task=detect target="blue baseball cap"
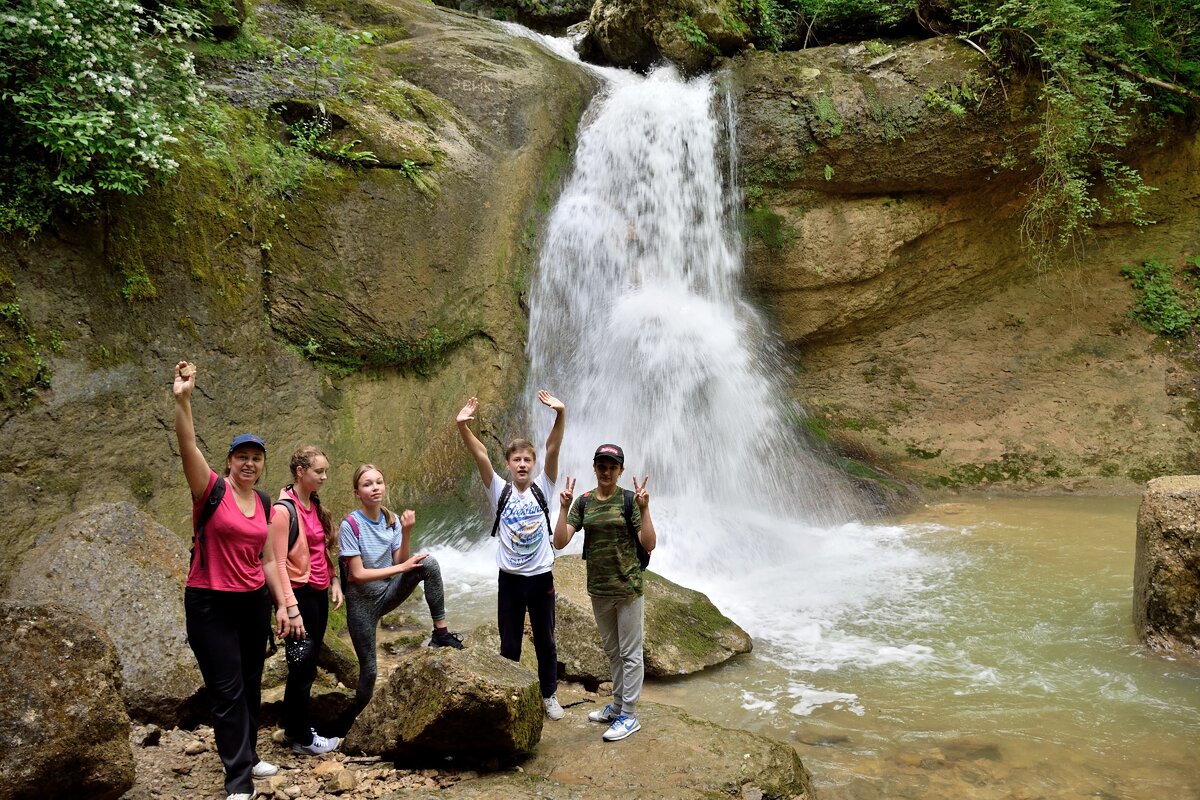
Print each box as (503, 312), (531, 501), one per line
(228, 433), (266, 455)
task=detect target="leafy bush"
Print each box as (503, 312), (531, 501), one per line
(0, 0), (208, 235)
(1121, 257), (1200, 338)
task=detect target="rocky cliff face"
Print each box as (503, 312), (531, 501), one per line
(733, 37), (1200, 489)
(0, 0), (596, 585)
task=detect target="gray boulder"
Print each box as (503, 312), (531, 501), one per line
(1134, 476), (1200, 658)
(6, 502), (205, 726)
(343, 645), (542, 763)
(0, 600), (135, 800)
(551, 556), (752, 686)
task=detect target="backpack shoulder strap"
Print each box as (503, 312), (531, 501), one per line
(275, 498), (300, 552)
(579, 492), (590, 560)
(190, 475), (227, 571)
(491, 482), (513, 537)
(345, 513), (362, 541)
(254, 489), (271, 525)
(622, 489), (650, 570)
(528, 482), (552, 533)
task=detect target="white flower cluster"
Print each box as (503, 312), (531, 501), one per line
(3, 0), (206, 194)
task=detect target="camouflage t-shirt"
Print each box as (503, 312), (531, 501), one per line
(566, 488), (643, 598)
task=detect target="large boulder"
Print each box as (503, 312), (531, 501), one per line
(435, 0), (593, 28)
(552, 556), (752, 686)
(343, 645), (543, 763)
(5, 503), (204, 727)
(1134, 476), (1200, 659)
(0, 600), (135, 800)
(579, 0), (755, 73)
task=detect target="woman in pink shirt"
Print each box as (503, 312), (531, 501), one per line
(173, 361), (291, 800)
(270, 445), (343, 756)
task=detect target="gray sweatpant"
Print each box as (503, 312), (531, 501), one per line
(591, 593), (645, 716)
(345, 556), (446, 709)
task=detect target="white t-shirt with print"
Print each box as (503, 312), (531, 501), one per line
(488, 471), (555, 576)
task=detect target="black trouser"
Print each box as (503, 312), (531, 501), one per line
(282, 583), (329, 746)
(497, 569), (558, 698)
(184, 585), (270, 796)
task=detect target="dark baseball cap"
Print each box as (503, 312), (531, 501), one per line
(593, 444), (624, 465)
(228, 433), (266, 455)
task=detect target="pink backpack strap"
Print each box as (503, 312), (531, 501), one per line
(344, 513), (361, 541)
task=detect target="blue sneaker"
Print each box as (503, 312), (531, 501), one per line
(588, 703), (620, 723)
(602, 713), (640, 741)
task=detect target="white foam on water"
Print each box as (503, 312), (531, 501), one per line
(787, 684), (865, 717)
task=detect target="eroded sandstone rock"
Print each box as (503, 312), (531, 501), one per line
(1134, 476), (1200, 659)
(343, 645), (542, 763)
(550, 555), (752, 685)
(5, 502), (204, 727)
(0, 600), (135, 800)
(580, 0), (755, 73)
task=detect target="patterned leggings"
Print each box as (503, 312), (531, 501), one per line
(344, 556), (446, 711)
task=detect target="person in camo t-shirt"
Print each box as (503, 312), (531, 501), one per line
(553, 443), (656, 742)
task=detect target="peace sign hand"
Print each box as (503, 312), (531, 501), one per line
(559, 476), (576, 509)
(632, 475), (650, 510)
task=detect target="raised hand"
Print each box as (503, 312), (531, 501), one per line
(173, 361), (196, 398)
(632, 475), (650, 509)
(456, 397), (478, 424)
(400, 509), (416, 530)
(537, 390), (565, 412)
(559, 475), (576, 508)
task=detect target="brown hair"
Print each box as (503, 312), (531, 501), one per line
(504, 439), (537, 461)
(289, 445), (336, 560)
(351, 464), (397, 528)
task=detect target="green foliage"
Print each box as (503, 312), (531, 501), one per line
(952, 0), (1197, 266)
(745, 207), (793, 251)
(924, 75), (991, 117)
(287, 117), (379, 166)
(0, 292), (52, 409)
(677, 14), (718, 55)
(1121, 256), (1200, 337)
(810, 93), (844, 137)
(0, 0), (207, 235)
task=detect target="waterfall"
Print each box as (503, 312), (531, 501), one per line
(526, 66), (866, 574)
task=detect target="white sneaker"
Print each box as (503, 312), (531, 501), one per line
(227, 794), (254, 800)
(542, 695), (565, 720)
(602, 713), (640, 741)
(251, 760), (278, 778)
(587, 702), (620, 723)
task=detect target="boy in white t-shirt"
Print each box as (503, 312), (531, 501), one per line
(456, 391), (566, 720)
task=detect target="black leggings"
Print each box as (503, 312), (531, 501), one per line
(185, 585), (270, 796)
(282, 584), (329, 746)
(497, 569), (558, 698)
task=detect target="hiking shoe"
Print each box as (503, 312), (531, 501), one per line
(292, 731), (340, 755)
(588, 703), (620, 723)
(251, 760), (278, 778)
(602, 714), (640, 741)
(543, 695), (565, 720)
(429, 628), (464, 649)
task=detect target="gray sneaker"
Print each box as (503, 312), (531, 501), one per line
(292, 730), (340, 756)
(543, 695), (565, 720)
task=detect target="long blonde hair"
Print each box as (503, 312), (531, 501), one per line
(351, 464), (397, 528)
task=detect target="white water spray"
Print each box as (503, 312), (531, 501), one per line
(482, 33), (952, 716)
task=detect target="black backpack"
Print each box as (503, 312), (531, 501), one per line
(578, 489), (650, 570)
(190, 476), (271, 571)
(491, 481), (551, 537)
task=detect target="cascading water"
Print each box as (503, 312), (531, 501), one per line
(513, 48), (946, 710)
